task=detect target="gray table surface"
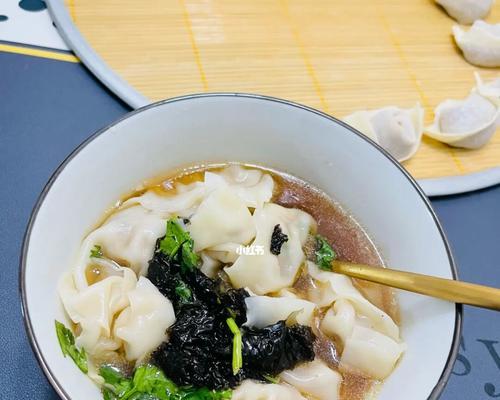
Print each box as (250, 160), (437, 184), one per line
(1, 51), (499, 399)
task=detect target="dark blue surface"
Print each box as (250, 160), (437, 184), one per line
(433, 191), (500, 399)
(0, 52), (128, 399)
(0, 50), (499, 399)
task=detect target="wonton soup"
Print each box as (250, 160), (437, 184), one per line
(56, 164), (405, 400)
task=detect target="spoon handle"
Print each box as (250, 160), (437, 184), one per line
(333, 261), (500, 311)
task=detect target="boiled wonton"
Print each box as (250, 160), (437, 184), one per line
(244, 295), (316, 328)
(232, 380), (306, 400)
(113, 277), (176, 361)
(225, 203), (315, 294)
(281, 360), (342, 400)
(72, 206), (167, 287)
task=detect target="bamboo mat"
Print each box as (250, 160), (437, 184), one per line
(64, 0), (500, 179)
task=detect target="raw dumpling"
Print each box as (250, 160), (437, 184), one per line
(188, 188), (255, 251)
(340, 325), (405, 380)
(58, 268), (137, 354)
(474, 72), (500, 107)
(232, 380), (306, 400)
(280, 360), (342, 400)
(225, 204), (315, 294)
(342, 104), (424, 162)
(453, 20), (500, 67)
(205, 165), (274, 209)
(425, 93), (498, 148)
(72, 206), (166, 288)
(113, 277), (175, 361)
(308, 262), (400, 340)
(436, 0), (493, 24)
(244, 296), (316, 328)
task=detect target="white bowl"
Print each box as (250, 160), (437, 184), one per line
(21, 94), (461, 400)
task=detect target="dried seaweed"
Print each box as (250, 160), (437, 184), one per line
(270, 224), (288, 255)
(148, 229), (315, 390)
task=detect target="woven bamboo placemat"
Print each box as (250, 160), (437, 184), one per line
(64, 0), (500, 179)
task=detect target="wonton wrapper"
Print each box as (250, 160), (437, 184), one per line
(199, 252), (221, 278)
(453, 20), (500, 67)
(204, 165), (274, 209)
(343, 104), (424, 162)
(244, 295), (316, 328)
(308, 262), (400, 340)
(281, 360), (342, 400)
(188, 187), (255, 251)
(340, 325), (405, 380)
(59, 268), (137, 354)
(225, 203), (315, 294)
(321, 298), (357, 343)
(232, 380), (306, 400)
(320, 296), (405, 380)
(124, 181), (205, 218)
(125, 165), (274, 215)
(425, 93), (499, 149)
(114, 277), (175, 361)
(436, 0), (493, 24)
(60, 270), (175, 363)
(73, 206), (167, 287)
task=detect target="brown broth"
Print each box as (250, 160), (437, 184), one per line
(271, 170), (399, 324)
(109, 163), (400, 400)
(85, 265), (104, 286)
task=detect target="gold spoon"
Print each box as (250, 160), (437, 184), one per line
(332, 261), (500, 311)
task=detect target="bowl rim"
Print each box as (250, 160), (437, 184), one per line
(19, 92), (462, 400)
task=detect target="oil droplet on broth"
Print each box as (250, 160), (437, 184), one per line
(86, 265), (104, 286)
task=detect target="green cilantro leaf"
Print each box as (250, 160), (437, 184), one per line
(131, 365), (177, 399)
(159, 219), (200, 272)
(174, 387), (232, 400)
(99, 364), (231, 400)
(315, 235), (337, 271)
(175, 281), (192, 303)
(55, 320), (88, 374)
(90, 244), (103, 258)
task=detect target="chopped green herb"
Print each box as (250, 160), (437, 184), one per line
(175, 281), (192, 303)
(100, 366), (132, 398)
(132, 365), (178, 399)
(90, 244), (103, 258)
(100, 365), (230, 400)
(315, 235), (337, 271)
(54, 320), (88, 374)
(226, 318), (243, 375)
(159, 219), (200, 272)
(263, 374), (280, 384)
(174, 387), (232, 400)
